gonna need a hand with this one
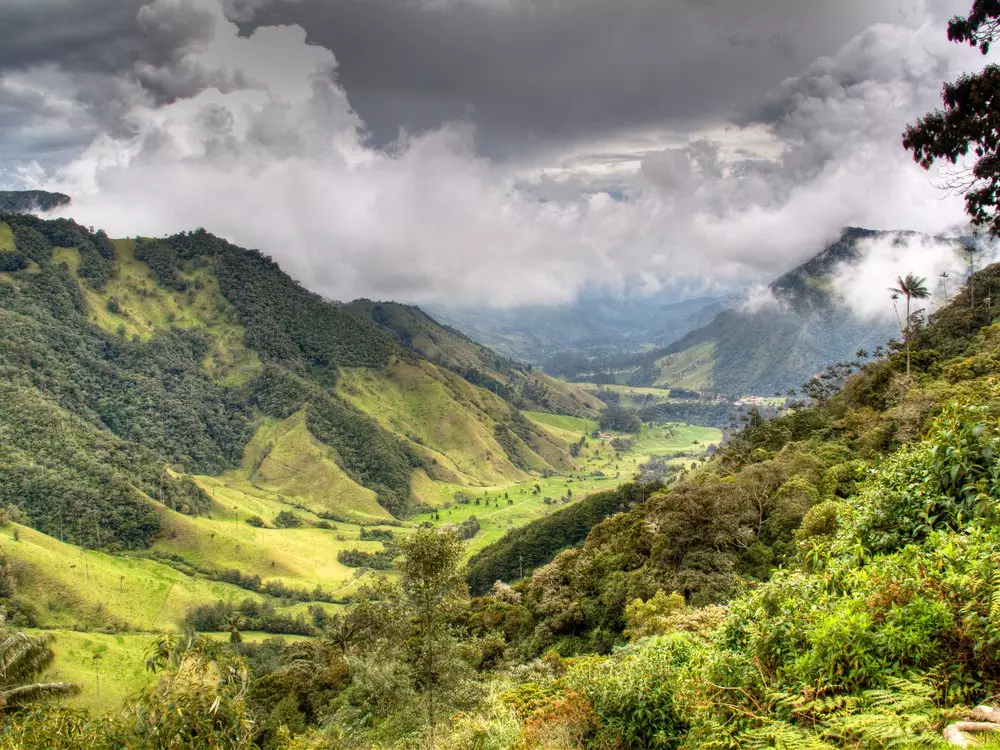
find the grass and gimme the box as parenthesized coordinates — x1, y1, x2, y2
(0, 525, 271, 632)
(654, 341, 717, 390)
(412, 421, 722, 557)
(43, 630, 158, 711)
(44, 629, 317, 711)
(523, 411, 598, 435)
(240, 410, 392, 523)
(0, 221, 14, 251)
(153, 478, 392, 599)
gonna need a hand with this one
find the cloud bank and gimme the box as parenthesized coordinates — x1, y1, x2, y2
(8, 0, 985, 306)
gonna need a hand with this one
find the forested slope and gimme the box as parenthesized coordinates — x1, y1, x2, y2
(624, 228, 912, 395)
(0, 216, 590, 532)
(0, 211, 606, 655)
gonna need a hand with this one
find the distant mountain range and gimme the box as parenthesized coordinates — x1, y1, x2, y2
(426, 293, 724, 365)
(435, 227, 958, 397)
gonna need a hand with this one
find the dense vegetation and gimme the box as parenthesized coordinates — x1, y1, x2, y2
(13, 252, 1000, 748)
(0, 217, 591, 538)
(466, 482, 662, 596)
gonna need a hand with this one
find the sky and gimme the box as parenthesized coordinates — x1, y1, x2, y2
(0, 0, 989, 307)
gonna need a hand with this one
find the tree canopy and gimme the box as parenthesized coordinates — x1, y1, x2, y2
(904, 1, 1000, 234)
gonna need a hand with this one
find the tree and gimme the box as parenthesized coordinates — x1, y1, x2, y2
(903, 1, 1000, 235)
(600, 404, 642, 433)
(397, 527, 468, 745)
(0, 630, 78, 710)
(888, 274, 931, 376)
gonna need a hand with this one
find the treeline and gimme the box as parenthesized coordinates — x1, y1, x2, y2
(142, 230, 402, 373)
(185, 599, 314, 636)
(466, 482, 662, 595)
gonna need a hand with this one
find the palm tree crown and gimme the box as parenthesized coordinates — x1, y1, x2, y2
(888, 273, 931, 376)
(889, 273, 931, 305)
(0, 630, 79, 710)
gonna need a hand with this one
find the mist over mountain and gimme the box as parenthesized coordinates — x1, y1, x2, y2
(427, 293, 725, 365)
(437, 227, 981, 397)
(0, 190, 70, 214)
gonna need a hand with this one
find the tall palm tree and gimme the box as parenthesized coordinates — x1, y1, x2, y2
(0, 630, 78, 710)
(889, 273, 931, 376)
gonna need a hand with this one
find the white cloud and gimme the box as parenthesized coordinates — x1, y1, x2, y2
(15, 0, 988, 307)
(832, 233, 996, 321)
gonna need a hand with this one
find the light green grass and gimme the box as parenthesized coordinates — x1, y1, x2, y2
(240, 410, 392, 523)
(45, 629, 316, 712)
(43, 630, 158, 711)
(0, 221, 14, 251)
(654, 341, 717, 390)
(0, 525, 268, 631)
(153, 479, 390, 598)
(523, 411, 598, 435)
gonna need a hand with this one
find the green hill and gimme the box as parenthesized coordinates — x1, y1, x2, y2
(0, 213, 607, 646)
(343, 299, 604, 417)
(624, 228, 917, 395)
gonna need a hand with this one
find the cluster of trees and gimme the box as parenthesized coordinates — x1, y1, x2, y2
(599, 403, 642, 433)
(185, 600, 314, 636)
(465, 482, 662, 595)
(337, 541, 398, 570)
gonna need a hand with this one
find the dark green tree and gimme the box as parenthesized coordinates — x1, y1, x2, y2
(903, 1, 1000, 235)
(397, 527, 468, 745)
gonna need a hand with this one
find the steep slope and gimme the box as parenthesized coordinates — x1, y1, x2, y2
(626, 228, 931, 395)
(0, 210, 593, 645)
(344, 299, 603, 418)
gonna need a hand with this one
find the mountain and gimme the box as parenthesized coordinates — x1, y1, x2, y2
(0, 190, 71, 213)
(573, 227, 955, 397)
(426, 292, 724, 365)
(0, 209, 623, 642)
(342, 299, 603, 417)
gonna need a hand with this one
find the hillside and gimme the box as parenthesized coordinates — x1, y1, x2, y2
(343, 299, 603, 417)
(0, 190, 71, 213)
(0, 211, 618, 644)
(619, 228, 928, 395)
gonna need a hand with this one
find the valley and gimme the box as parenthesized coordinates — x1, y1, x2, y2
(0, 212, 721, 710)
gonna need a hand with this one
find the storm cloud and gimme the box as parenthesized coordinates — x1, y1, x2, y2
(0, 0, 987, 306)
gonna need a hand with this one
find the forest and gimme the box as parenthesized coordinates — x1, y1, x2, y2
(8, 253, 1000, 748)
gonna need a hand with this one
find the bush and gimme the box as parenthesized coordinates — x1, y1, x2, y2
(273, 511, 304, 529)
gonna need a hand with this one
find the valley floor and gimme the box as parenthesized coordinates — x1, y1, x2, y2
(12, 416, 719, 712)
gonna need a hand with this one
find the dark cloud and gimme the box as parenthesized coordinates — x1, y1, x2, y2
(0, 0, 147, 74)
(248, 0, 941, 158)
(0, 0, 964, 166)
(0, 0, 985, 308)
